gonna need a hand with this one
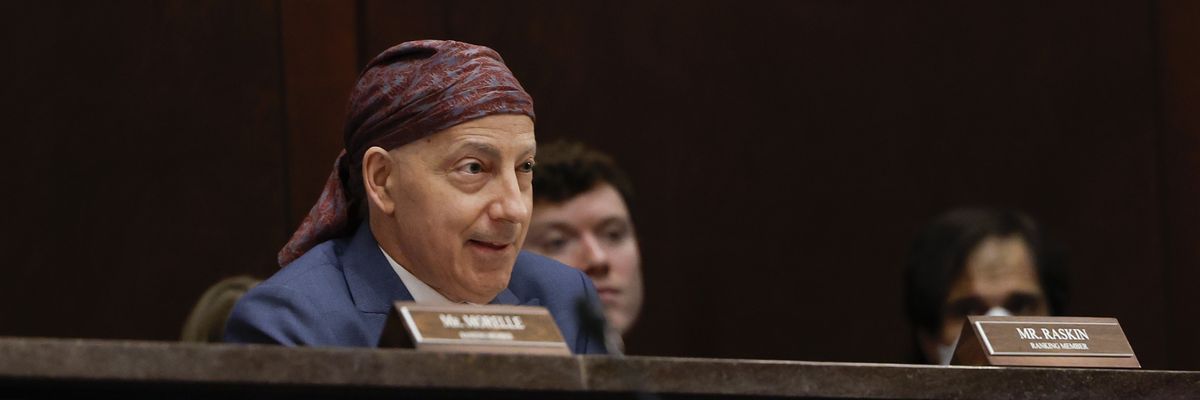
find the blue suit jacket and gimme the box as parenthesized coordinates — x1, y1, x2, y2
(224, 224, 607, 354)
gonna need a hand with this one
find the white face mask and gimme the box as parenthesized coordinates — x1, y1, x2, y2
(934, 307, 1013, 365)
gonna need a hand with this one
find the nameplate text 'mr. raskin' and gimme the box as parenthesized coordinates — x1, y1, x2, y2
(951, 316, 1140, 368)
(977, 319, 1133, 357)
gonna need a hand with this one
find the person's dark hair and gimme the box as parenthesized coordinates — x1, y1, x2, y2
(904, 207, 1068, 339)
(533, 141, 634, 209)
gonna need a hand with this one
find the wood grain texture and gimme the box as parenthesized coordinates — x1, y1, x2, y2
(1, 338, 1196, 399)
(280, 0, 359, 232)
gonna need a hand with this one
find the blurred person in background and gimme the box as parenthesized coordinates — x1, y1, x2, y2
(904, 207, 1068, 364)
(181, 275, 260, 343)
(524, 141, 643, 350)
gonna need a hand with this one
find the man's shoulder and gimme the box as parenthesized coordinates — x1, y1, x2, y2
(511, 251, 590, 289)
(264, 238, 349, 287)
(508, 251, 606, 354)
(241, 238, 356, 315)
(225, 238, 363, 345)
(508, 251, 596, 306)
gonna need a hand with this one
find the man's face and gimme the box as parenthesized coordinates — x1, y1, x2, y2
(379, 114, 536, 304)
(919, 235, 1050, 363)
(525, 183, 644, 334)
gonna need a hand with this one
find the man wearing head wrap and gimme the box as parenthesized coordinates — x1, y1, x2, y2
(224, 40, 607, 354)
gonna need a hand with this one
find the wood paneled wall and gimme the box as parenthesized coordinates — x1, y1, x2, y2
(1158, 0, 1200, 371)
(2, 0, 1197, 370)
(0, 0, 288, 340)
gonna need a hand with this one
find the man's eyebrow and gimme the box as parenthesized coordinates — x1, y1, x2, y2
(451, 140, 536, 160)
(453, 140, 502, 159)
(597, 216, 631, 229)
(530, 221, 578, 234)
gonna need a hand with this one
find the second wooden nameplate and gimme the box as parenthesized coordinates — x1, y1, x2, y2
(951, 316, 1139, 368)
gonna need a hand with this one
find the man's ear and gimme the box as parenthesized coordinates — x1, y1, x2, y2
(362, 146, 396, 215)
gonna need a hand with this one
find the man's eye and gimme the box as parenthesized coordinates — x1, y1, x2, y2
(459, 161, 484, 174)
(1005, 294, 1044, 315)
(519, 160, 535, 173)
(603, 227, 628, 243)
(543, 238, 567, 253)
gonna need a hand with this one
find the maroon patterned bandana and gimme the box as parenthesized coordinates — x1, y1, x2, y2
(278, 40, 535, 267)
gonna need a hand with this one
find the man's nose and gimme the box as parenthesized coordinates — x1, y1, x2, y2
(488, 170, 530, 225)
(580, 233, 610, 278)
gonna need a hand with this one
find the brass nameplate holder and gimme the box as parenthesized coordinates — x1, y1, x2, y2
(378, 301, 570, 355)
(951, 316, 1139, 368)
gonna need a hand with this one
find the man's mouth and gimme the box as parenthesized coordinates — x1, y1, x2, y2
(467, 239, 511, 251)
(596, 287, 621, 303)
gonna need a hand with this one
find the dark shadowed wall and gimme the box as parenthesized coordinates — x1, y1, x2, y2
(0, 0, 288, 340)
(1, 0, 1197, 370)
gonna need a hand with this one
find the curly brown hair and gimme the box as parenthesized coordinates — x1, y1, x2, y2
(532, 140, 634, 210)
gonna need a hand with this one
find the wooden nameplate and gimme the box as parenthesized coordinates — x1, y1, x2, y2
(378, 301, 570, 355)
(951, 316, 1139, 368)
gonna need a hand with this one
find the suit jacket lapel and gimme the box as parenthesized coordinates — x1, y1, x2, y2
(342, 223, 413, 314)
(491, 288, 542, 306)
(490, 288, 520, 305)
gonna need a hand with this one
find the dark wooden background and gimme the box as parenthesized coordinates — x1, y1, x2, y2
(2, 0, 1197, 370)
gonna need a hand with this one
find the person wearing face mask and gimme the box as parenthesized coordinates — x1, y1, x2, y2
(523, 141, 643, 352)
(904, 207, 1069, 365)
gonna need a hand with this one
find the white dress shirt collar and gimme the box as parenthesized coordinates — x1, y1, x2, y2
(378, 246, 459, 305)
